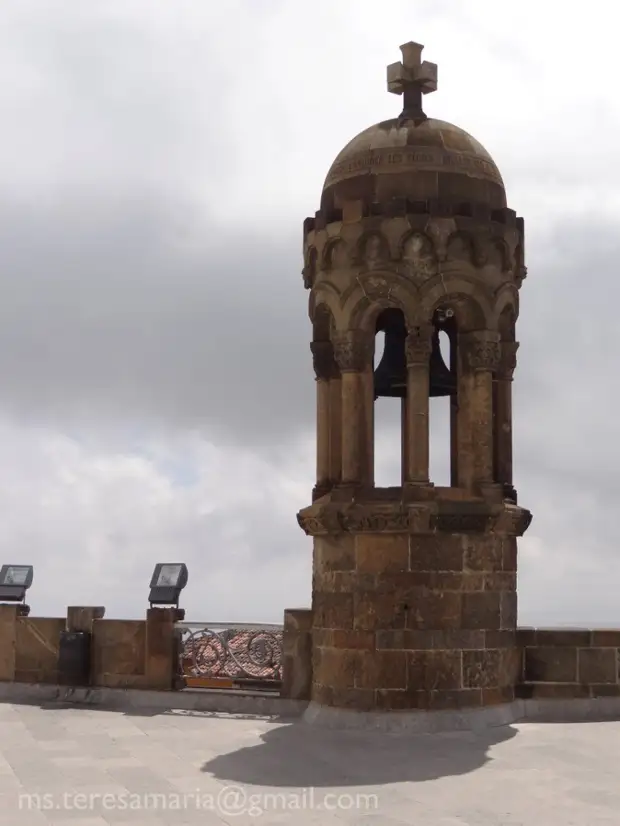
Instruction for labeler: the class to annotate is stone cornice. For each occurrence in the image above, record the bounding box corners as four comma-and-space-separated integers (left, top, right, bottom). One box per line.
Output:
297, 500, 532, 538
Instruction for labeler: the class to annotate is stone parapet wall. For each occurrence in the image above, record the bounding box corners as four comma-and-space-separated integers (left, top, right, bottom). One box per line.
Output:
517, 628, 620, 699
0, 604, 181, 692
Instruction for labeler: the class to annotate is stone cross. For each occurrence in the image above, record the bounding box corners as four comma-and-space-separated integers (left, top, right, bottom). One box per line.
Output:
387, 41, 437, 121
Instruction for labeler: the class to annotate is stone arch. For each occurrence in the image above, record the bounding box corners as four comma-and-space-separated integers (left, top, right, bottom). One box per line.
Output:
487, 238, 510, 272
303, 246, 318, 288
400, 230, 437, 279
420, 275, 494, 331
322, 238, 348, 271
492, 283, 519, 327
514, 242, 524, 278
498, 304, 516, 341
312, 302, 335, 343
343, 271, 420, 333
446, 231, 476, 266
355, 230, 390, 269
309, 283, 342, 327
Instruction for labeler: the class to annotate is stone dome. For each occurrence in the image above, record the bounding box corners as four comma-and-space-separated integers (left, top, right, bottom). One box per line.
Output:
320, 116, 506, 215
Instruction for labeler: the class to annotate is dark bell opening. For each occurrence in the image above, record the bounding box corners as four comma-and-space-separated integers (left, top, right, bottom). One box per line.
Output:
373, 308, 457, 399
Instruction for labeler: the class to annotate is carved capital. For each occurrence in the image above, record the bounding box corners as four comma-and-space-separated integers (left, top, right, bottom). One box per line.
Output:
332, 331, 373, 373
310, 341, 337, 380
405, 324, 433, 366
462, 332, 501, 373
499, 341, 519, 380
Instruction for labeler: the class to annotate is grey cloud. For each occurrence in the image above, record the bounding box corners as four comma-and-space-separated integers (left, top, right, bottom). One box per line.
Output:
0, 196, 313, 448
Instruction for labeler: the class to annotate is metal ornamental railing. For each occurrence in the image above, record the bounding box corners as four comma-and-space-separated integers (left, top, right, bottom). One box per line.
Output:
177, 622, 283, 689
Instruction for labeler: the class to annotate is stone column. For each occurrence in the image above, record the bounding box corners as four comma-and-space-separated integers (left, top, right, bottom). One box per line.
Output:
404, 324, 433, 485
458, 331, 500, 491
310, 341, 338, 499
333, 331, 373, 486
494, 341, 519, 500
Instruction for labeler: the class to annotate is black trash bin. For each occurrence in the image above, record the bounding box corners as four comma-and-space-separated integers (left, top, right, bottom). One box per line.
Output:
58, 630, 92, 686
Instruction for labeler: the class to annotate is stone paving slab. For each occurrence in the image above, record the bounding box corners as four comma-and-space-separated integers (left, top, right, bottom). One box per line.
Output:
0, 700, 619, 824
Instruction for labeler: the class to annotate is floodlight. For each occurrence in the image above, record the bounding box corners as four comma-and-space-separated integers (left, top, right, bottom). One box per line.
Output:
0, 565, 33, 605
148, 563, 188, 607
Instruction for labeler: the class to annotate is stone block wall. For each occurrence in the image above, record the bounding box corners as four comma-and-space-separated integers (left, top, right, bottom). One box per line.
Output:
0, 606, 65, 683
0, 604, 181, 691
311, 531, 519, 711
92, 619, 147, 688
517, 629, 620, 699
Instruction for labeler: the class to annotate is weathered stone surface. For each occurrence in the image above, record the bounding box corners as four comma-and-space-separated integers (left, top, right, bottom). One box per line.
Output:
407, 592, 462, 630
281, 609, 313, 701
0, 605, 18, 681
524, 646, 578, 683
410, 536, 464, 572
463, 536, 503, 571
356, 650, 407, 690
463, 649, 501, 688
461, 592, 501, 629
314, 535, 355, 574
15, 617, 64, 684
66, 606, 105, 633
314, 593, 354, 629
578, 648, 617, 684
409, 650, 463, 691
355, 534, 409, 573
92, 619, 146, 682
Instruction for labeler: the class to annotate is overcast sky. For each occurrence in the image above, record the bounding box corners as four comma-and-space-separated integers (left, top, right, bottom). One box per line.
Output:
0, 0, 618, 625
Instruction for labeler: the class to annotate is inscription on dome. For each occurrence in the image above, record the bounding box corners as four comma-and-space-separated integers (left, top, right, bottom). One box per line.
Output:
324, 146, 503, 189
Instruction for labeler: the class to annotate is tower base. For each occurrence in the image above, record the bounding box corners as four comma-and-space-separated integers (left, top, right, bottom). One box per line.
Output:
298, 491, 532, 715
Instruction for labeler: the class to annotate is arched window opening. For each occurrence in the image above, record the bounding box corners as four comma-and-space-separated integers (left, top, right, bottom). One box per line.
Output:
373, 309, 407, 487
429, 311, 457, 487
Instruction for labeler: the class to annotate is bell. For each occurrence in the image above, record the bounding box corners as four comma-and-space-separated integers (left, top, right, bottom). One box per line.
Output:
373, 321, 407, 399
373, 309, 456, 399
429, 328, 456, 397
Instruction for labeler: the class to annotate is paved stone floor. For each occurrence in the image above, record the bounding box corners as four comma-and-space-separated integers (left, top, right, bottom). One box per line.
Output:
0, 701, 619, 825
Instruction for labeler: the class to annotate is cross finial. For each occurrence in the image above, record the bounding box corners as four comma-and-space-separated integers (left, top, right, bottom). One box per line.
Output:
387, 41, 437, 122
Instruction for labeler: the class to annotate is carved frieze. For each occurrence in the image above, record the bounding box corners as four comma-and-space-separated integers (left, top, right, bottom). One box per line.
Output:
297, 500, 530, 536
405, 324, 433, 366
332, 331, 373, 372
432, 512, 492, 533
297, 512, 328, 536
340, 506, 410, 533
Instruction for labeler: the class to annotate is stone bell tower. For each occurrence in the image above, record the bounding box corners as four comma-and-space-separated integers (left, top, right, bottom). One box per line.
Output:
297, 41, 532, 719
